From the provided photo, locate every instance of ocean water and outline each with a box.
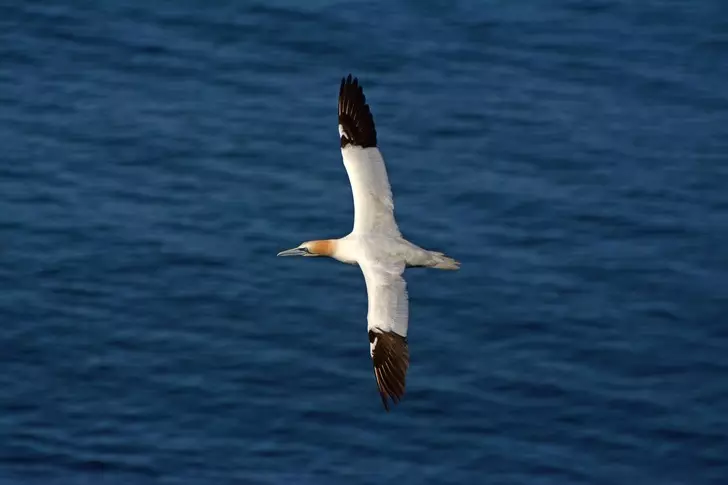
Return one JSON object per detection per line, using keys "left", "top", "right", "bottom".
{"left": 1, "top": 1, "right": 727, "bottom": 484}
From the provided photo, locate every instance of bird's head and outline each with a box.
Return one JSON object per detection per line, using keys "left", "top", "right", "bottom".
{"left": 277, "top": 240, "right": 334, "bottom": 258}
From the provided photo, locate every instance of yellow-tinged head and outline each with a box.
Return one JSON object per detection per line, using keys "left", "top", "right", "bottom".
{"left": 277, "top": 239, "right": 335, "bottom": 258}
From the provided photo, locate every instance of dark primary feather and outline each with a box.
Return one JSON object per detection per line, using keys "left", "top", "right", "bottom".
{"left": 369, "top": 329, "right": 409, "bottom": 411}
{"left": 338, "top": 74, "right": 378, "bottom": 149}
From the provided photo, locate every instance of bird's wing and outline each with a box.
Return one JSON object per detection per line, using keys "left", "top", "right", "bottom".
{"left": 360, "top": 259, "right": 409, "bottom": 410}
{"left": 338, "top": 74, "right": 400, "bottom": 236}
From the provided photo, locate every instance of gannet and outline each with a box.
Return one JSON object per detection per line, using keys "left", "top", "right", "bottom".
{"left": 278, "top": 74, "right": 460, "bottom": 411}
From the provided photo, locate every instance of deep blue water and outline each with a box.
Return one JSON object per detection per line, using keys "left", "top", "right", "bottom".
{"left": 1, "top": 1, "right": 727, "bottom": 484}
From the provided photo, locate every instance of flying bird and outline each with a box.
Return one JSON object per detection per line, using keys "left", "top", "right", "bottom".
{"left": 278, "top": 74, "right": 460, "bottom": 410}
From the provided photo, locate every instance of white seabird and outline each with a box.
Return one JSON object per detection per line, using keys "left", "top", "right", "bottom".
{"left": 278, "top": 74, "right": 460, "bottom": 411}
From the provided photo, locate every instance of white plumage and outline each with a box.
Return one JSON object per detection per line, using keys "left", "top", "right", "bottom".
{"left": 341, "top": 145, "right": 400, "bottom": 236}
{"left": 361, "top": 259, "right": 409, "bottom": 341}
{"left": 278, "top": 74, "right": 459, "bottom": 410}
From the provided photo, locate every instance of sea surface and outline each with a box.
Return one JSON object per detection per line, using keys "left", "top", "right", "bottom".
{"left": 1, "top": 1, "right": 727, "bottom": 484}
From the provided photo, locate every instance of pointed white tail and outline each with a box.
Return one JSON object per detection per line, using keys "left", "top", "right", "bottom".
{"left": 428, "top": 252, "right": 460, "bottom": 270}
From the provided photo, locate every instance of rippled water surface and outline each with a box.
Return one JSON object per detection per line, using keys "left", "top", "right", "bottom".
{"left": 1, "top": 1, "right": 727, "bottom": 484}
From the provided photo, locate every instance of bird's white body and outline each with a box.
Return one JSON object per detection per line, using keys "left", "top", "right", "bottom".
{"left": 332, "top": 234, "right": 438, "bottom": 270}
{"left": 334, "top": 143, "right": 459, "bottom": 343}
{"left": 278, "top": 75, "right": 459, "bottom": 410}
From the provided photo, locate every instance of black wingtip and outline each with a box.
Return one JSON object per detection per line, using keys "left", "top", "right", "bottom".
{"left": 338, "top": 74, "right": 377, "bottom": 149}
{"left": 369, "top": 329, "right": 408, "bottom": 411}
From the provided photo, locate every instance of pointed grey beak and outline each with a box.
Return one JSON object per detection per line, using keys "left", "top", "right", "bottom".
{"left": 277, "top": 247, "right": 307, "bottom": 257}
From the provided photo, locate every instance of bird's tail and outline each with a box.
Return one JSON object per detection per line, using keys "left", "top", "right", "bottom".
{"left": 428, "top": 251, "right": 460, "bottom": 270}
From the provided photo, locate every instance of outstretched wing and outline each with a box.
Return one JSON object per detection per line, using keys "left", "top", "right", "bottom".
{"left": 338, "top": 74, "right": 400, "bottom": 236}
{"left": 360, "top": 260, "right": 409, "bottom": 411}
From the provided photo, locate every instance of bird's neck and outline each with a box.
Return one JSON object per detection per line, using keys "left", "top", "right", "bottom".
{"left": 328, "top": 237, "right": 359, "bottom": 265}
{"left": 310, "top": 238, "right": 359, "bottom": 265}
{"left": 309, "top": 239, "right": 336, "bottom": 257}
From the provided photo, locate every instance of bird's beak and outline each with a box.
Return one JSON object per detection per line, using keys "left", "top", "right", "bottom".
{"left": 277, "top": 247, "right": 307, "bottom": 257}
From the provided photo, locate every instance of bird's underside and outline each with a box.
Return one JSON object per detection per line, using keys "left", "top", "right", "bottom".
{"left": 278, "top": 74, "right": 459, "bottom": 412}
{"left": 338, "top": 74, "right": 459, "bottom": 411}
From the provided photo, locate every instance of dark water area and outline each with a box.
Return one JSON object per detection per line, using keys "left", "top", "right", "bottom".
{"left": 1, "top": 1, "right": 727, "bottom": 484}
